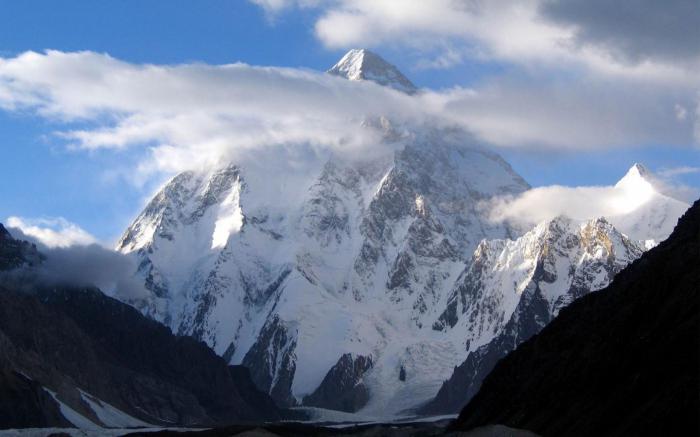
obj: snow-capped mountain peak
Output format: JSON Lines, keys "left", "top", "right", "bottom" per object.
{"left": 113, "top": 50, "right": 689, "bottom": 418}
{"left": 609, "top": 163, "right": 690, "bottom": 244}
{"left": 614, "top": 163, "right": 658, "bottom": 212}
{"left": 328, "top": 49, "right": 417, "bottom": 94}
{"left": 615, "top": 163, "right": 655, "bottom": 192}
{"left": 615, "top": 162, "right": 690, "bottom": 202}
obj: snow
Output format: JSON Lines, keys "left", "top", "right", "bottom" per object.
{"left": 112, "top": 52, "right": 682, "bottom": 418}
{"left": 44, "top": 389, "right": 101, "bottom": 430}
{"left": 609, "top": 163, "right": 690, "bottom": 242}
{"left": 41, "top": 387, "right": 154, "bottom": 432}
{"left": 115, "top": 151, "right": 661, "bottom": 417}
{"left": 613, "top": 163, "right": 656, "bottom": 214}
{"left": 116, "top": 135, "right": 531, "bottom": 414}
{"left": 328, "top": 49, "right": 417, "bottom": 94}
{"left": 78, "top": 390, "right": 152, "bottom": 428}
{"left": 211, "top": 183, "right": 244, "bottom": 249}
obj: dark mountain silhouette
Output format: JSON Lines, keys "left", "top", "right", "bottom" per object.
{"left": 452, "top": 200, "right": 700, "bottom": 436}
{"left": 0, "top": 225, "right": 288, "bottom": 429}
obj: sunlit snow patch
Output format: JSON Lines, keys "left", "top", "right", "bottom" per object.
{"left": 211, "top": 184, "right": 244, "bottom": 249}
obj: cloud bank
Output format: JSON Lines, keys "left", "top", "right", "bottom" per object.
{"left": 247, "top": 0, "right": 700, "bottom": 151}
{"left": 487, "top": 185, "right": 647, "bottom": 228}
{"left": 37, "top": 244, "right": 149, "bottom": 300}
{"left": 0, "top": 49, "right": 696, "bottom": 185}
{"left": 252, "top": 0, "right": 699, "bottom": 83}
{"left": 7, "top": 216, "right": 98, "bottom": 248}
{"left": 6, "top": 217, "right": 147, "bottom": 299}
{"left": 485, "top": 165, "right": 694, "bottom": 238}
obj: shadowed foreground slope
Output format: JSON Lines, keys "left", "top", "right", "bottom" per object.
{"left": 0, "top": 224, "right": 286, "bottom": 429}
{"left": 453, "top": 201, "right": 700, "bottom": 436}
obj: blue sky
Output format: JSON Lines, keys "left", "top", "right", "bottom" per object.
{"left": 0, "top": 0, "right": 698, "bottom": 242}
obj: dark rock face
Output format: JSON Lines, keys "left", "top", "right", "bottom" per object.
{"left": 424, "top": 216, "right": 642, "bottom": 415}
{"left": 242, "top": 315, "right": 298, "bottom": 407}
{"left": 0, "top": 286, "right": 285, "bottom": 429}
{"left": 0, "top": 369, "right": 70, "bottom": 429}
{"left": 0, "top": 225, "right": 42, "bottom": 271}
{"left": 422, "top": 284, "right": 549, "bottom": 415}
{"left": 0, "top": 225, "right": 285, "bottom": 429}
{"left": 228, "top": 366, "right": 284, "bottom": 419}
{"left": 303, "top": 354, "right": 373, "bottom": 413}
{"left": 453, "top": 201, "right": 700, "bottom": 436}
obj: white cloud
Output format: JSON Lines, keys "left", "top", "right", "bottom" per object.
{"left": 487, "top": 185, "right": 646, "bottom": 228}
{"left": 654, "top": 166, "right": 700, "bottom": 202}
{"left": 6, "top": 216, "right": 98, "bottom": 248}
{"left": 486, "top": 165, "right": 695, "bottom": 233}
{"left": 658, "top": 166, "right": 700, "bottom": 178}
{"left": 5, "top": 215, "right": 149, "bottom": 299}
{"left": 0, "top": 49, "right": 696, "bottom": 177}
{"left": 414, "top": 46, "right": 465, "bottom": 70}
{"left": 437, "top": 77, "right": 696, "bottom": 149}
{"left": 0, "top": 50, "right": 432, "bottom": 174}
{"left": 249, "top": 0, "right": 321, "bottom": 17}
{"left": 252, "top": 0, "right": 699, "bottom": 85}
{"left": 674, "top": 104, "right": 688, "bottom": 121}
{"left": 249, "top": 0, "right": 291, "bottom": 12}
{"left": 695, "top": 97, "right": 700, "bottom": 144}
{"left": 242, "top": 1, "right": 700, "bottom": 152}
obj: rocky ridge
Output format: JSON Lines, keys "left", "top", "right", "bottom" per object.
{"left": 0, "top": 226, "right": 287, "bottom": 430}
{"left": 453, "top": 200, "right": 700, "bottom": 436}
{"left": 115, "top": 50, "right": 688, "bottom": 416}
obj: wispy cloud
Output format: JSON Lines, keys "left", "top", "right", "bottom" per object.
{"left": 658, "top": 166, "right": 700, "bottom": 178}
{"left": 5, "top": 216, "right": 148, "bottom": 299}
{"left": 0, "top": 49, "right": 696, "bottom": 186}
{"left": 6, "top": 216, "right": 97, "bottom": 248}
{"left": 250, "top": 0, "right": 699, "bottom": 85}
{"left": 483, "top": 166, "right": 693, "bottom": 241}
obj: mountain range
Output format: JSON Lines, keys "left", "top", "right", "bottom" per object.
{"left": 453, "top": 200, "right": 699, "bottom": 436}
{"left": 111, "top": 49, "right": 691, "bottom": 417}
{"left": 0, "top": 224, "right": 287, "bottom": 429}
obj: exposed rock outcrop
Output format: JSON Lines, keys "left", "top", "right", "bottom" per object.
{"left": 303, "top": 354, "right": 373, "bottom": 412}
{"left": 453, "top": 201, "right": 700, "bottom": 436}
{"left": 0, "top": 226, "right": 287, "bottom": 429}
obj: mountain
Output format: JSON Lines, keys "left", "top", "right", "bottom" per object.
{"left": 328, "top": 49, "right": 417, "bottom": 94}
{"left": 115, "top": 50, "right": 531, "bottom": 412}
{"left": 116, "top": 123, "right": 530, "bottom": 415}
{"left": 0, "top": 227, "right": 285, "bottom": 430}
{"left": 0, "top": 223, "right": 43, "bottom": 270}
{"left": 114, "top": 50, "right": 686, "bottom": 416}
{"left": 420, "top": 216, "right": 644, "bottom": 414}
{"left": 607, "top": 163, "right": 690, "bottom": 244}
{"left": 452, "top": 201, "right": 700, "bottom": 436}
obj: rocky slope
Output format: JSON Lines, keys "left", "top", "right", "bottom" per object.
{"left": 116, "top": 112, "right": 532, "bottom": 413}
{"left": 421, "top": 216, "right": 644, "bottom": 414}
{"left": 0, "top": 227, "right": 285, "bottom": 430}
{"left": 0, "top": 223, "right": 42, "bottom": 270}
{"left": 453, "top": 201, "right": 700, "bottom": 436}
{"left": 115, "top": 50, "right": 688, "bottom": 416}
{"left": 303, "top": 353, "right": 374, "bottom": 413}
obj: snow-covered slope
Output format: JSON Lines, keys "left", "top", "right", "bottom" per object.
{"left": 117, "top": 123, "right": 529, "bottom": 414}
{"left": 435, "top": 216, "right": 643, "bottom": 337}
{"left": 115, "top": 50, "right": 688, "bottom": 417}
{"left": 328, "top": 49, "right": 417, "bottom": 94}
{"left": 423, "top": 216, "right": 645, "bottom": 413}
{"left": 608, "top": 163, "right": 690, "bottom": 245}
